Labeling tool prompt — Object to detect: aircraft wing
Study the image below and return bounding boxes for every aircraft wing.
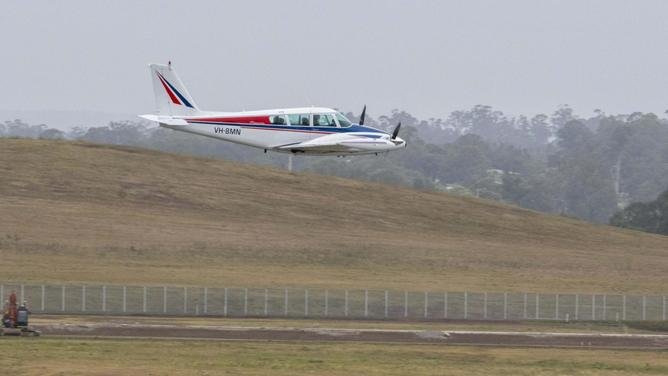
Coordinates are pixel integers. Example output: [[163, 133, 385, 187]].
[[275, 133, 393, 155]]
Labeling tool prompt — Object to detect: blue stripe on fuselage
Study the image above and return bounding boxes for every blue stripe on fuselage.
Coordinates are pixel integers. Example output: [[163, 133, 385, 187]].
[[187, 121, 387, 137]]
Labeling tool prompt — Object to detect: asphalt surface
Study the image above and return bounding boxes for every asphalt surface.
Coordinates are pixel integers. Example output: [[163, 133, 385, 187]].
[[31, 323, 668, 349]]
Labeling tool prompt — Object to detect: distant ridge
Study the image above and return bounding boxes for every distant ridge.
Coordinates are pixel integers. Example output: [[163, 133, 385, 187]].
[[0, 110, 137, 130]]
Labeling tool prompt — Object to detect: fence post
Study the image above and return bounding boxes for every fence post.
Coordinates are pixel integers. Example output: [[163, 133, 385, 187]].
[[555, 293, 559, 320], [62, 285, 66, 312], [325, 290, 329, 317], [575, 294, 579, 320], [483, 292, 487, 320], [143, 286, 147, 313], [444, 292, 448, 319], [663, 296, 666, 321], [102, 285, 107, 313], [264, 289, 268, 316], [523, 292, 527, 319], [304, 289, 309, 317], [244, 288, 248, 316], [283, 288, 288, 316], [404, 291, 408, 318], [464, 291, 468, 320], [535, 293, 539, 320], [183, 287, 188, 314], [224, 288, 228, 317], [364, 289, 368, 318], [204, 287, 208, 315], [424, 291, 428, 319], [163, 287, 167, 314], [81, 285, 86, 312], [81, 285, 87, 312], [384, 290, 388, 318], [41, 285, 46, 312], [592, 295, 595, 320], [122, 286, 126, 313], [602, 294, 606, 320], [503, 292, 508, 320], [642, 295, 646, 320], [620, 294, 626, 320], [345, 290, 349, 317]]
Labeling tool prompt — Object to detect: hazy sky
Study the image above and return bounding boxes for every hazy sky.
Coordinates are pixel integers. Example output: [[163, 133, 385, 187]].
[[3, 0, 668, 121]]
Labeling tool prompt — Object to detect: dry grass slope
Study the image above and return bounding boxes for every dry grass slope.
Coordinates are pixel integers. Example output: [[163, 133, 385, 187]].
[[1, 139, 666, 292]]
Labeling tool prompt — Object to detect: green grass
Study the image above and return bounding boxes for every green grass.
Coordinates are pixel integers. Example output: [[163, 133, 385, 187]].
[[1, 139, 668, 293], [625, 321, 668, 333], [0, 338, 667, 375]]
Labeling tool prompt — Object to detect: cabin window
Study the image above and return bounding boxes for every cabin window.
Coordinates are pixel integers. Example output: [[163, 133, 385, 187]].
[[270, 115, 287, 125], [313, 114, 337, 127], [335, 112, 352, 127], [288, 114, 311, 126]]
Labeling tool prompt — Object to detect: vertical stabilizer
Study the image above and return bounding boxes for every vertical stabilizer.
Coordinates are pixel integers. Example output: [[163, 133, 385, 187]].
[[149, 62, 200, 116]]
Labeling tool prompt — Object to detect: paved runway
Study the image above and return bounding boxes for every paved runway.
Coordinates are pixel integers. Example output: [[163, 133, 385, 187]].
[[34, 323, 668, 349]]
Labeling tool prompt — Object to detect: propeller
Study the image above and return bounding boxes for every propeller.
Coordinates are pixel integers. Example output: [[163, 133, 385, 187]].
[[391, 122, 401, 140], [359, 105, 367, 125]]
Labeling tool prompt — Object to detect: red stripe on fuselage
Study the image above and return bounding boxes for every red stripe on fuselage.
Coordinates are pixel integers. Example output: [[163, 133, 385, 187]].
[[158, 75, 181, 105], [189, 116, 271, 124]]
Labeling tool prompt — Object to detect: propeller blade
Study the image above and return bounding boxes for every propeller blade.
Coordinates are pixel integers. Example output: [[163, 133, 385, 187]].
[[359, 105, 366, 125], [391, 122, 401, 139]]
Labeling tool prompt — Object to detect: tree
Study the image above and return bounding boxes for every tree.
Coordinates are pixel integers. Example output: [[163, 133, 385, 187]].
[[39, 128, 65, 140], [550, 105, 576, 130], [550, 120, 617, 222], [611, 189, 668, 235], [3, 119, 46, 138], [441, 134, 491, 186]]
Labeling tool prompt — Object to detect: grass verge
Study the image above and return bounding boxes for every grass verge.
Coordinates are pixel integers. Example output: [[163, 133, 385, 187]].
[[1, 338, 667, 375]]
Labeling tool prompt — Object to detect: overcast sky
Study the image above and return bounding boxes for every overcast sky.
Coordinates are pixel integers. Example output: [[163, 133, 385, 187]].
[[3, 0, 668, 121]]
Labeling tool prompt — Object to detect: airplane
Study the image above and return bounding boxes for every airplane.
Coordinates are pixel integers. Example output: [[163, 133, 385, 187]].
[[139, 63, 406, 156]]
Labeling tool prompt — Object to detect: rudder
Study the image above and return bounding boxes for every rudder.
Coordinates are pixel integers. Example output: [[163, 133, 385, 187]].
[[149, 62, 200, 116]]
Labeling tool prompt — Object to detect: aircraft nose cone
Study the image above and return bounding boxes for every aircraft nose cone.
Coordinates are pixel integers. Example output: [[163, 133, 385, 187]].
[[392, 136, 406, 148]]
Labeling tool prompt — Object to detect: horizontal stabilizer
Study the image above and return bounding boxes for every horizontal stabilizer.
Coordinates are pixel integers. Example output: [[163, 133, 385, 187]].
[[139, 114, 189, 126]]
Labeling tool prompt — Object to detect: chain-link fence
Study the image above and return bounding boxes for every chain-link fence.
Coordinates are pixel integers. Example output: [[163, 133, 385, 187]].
[[1, 283, 666, 321]]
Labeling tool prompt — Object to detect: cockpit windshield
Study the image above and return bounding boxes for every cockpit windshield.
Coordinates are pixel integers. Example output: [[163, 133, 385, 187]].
[[336, 112, 352, 127]]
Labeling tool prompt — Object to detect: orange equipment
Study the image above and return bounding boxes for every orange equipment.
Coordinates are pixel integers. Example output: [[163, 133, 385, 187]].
[[8, 291, 17, 327]]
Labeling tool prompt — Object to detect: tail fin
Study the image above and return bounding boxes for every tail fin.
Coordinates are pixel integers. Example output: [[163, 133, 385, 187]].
[[149, 62, 200, 116]]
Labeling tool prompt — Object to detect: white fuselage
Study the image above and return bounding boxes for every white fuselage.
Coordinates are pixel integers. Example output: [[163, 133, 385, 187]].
[[147, 107, 406, 156]]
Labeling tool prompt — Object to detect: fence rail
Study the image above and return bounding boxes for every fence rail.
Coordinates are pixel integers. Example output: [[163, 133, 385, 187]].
[[2, 283, 666, 322]]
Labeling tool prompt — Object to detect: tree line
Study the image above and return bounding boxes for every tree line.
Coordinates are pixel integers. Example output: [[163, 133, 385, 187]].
[[2, 105, 668, 233]]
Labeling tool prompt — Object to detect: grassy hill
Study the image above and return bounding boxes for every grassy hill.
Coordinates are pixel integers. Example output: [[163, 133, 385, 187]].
[[1, 139, 666, 293]]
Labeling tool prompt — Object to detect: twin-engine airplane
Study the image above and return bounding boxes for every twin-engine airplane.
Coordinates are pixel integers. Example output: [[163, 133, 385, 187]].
[[140, 63, 406, 156]]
